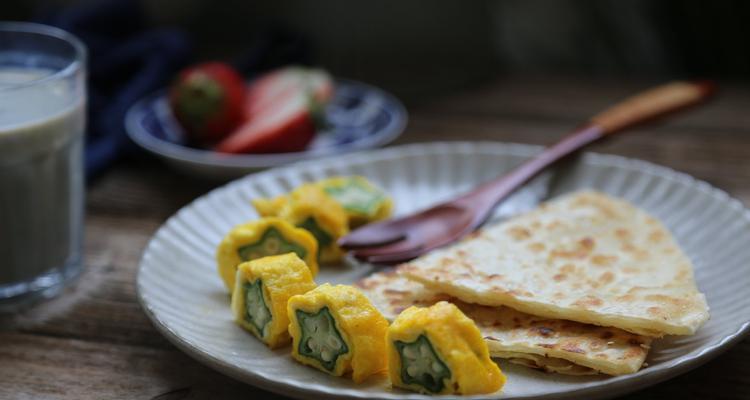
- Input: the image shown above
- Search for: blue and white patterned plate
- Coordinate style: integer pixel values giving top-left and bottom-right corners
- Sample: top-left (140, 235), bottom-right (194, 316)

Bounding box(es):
top-left (125, 79), bottom-right (407, 178)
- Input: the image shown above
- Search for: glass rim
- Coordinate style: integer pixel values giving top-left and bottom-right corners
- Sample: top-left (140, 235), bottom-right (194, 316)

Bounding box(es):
top-left (0, 21), bottom-right (87, 93)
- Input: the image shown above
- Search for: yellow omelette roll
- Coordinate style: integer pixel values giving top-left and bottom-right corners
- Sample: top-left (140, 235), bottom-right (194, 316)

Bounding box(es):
top-left (277, 184), bottom-right (348, 263)
top-left (231, 253), bottom-right (316, 348)
top-left (217, 218), bottom-right (318, 293)
top-left (387, 301), bottom-right (506, 395)
top-left (287, 283), bottom-right (389, 383)
top-left (251, 195), bottom-right (287, 218)
top-left (316, 176), bottom-right (393, 228)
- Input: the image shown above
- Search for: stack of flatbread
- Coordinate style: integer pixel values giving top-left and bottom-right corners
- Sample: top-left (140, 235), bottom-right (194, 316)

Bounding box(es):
top-left (356, 191), bottom-right (710, 375)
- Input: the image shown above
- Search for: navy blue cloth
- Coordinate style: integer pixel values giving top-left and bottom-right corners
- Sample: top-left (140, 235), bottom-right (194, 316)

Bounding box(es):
top-left (37, 0), bottom-right (191, 178)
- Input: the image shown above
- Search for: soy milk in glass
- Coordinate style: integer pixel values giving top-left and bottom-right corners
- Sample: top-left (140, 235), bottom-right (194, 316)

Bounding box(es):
top-left (0, 23), bottom-right (86, 310)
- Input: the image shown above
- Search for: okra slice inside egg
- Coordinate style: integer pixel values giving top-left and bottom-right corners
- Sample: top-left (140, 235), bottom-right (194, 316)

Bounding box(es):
top-left (295, 306), bottom-right (349, 371)
top-left (243, 280), bottom-right (272, 336)
top-left (394, 335), bottom-right (451, 393)
top-left (287, 284), bottom-right (389, 382)
top-left (387, 301), bottom-right (506, 395)
top-left (217, 218), bottom-right (318, 292)
top-left (237, 228), bottom-right (308, 262)
top-left (230, 253), bottom-right (316, 349)
top-left (278, 185), bottom-right (349, 263)
top-left (321, 177), bottom-right (388, 218)
top-left (296, 217), bottom-right (333, 251)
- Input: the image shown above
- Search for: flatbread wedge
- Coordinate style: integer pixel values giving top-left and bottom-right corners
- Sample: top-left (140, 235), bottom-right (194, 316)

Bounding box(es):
top-left (399, 190), bottom-right (709, 337)
top-left (357, 270), bottom-right (652, 376)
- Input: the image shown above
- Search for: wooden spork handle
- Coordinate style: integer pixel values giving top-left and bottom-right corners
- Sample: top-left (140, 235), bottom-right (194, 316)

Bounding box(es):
top-left (462, 80), bottom-right (716, 228)
top-left (590, 81), bottom-right (716, 134)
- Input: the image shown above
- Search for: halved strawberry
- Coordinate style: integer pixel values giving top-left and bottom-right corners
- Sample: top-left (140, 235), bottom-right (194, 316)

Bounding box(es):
top-left (215, 67), bottom-right (333, 154)
top-left (169, 62), bottom-right (246, 144)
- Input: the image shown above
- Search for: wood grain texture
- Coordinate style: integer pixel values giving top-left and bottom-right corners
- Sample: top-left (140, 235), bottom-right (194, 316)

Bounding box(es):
top-left (2, 77), bottom-right (749, 399)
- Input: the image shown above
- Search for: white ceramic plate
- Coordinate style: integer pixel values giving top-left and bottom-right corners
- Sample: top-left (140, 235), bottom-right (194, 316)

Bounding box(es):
top-left (136, 142), bottom-right (750, 399)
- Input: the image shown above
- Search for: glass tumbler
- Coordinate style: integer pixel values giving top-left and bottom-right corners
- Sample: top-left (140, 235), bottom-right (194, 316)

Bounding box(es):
top-left (0, 22), bottom-right (86, 311)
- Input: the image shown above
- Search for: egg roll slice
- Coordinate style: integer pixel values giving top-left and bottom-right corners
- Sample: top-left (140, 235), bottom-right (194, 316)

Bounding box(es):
top-left (231, 253), bottom-right (316, 348)
top-left (358, 270), bottom-right (651, 376)
top-left (387, 301), bottom-right (506, 395)
top-left (217, 218), bottom-right (318, 292)
top-left (287, 283), bottom-right (388, 383)
top-left (278, 184), bottom-right (349, 263)
top-left (251, 195), bottom-right (287, 217)
top-left (317, 176), bottom-right (393, 228)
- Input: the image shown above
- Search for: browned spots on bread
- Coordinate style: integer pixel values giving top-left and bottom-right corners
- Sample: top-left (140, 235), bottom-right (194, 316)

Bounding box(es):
top-left (533, 326), bottom-right (555, 337)
top-left (615, 228), bottom-right (631, 240)
top-left (598, 271), bottom-right (615, 285)
top-left (675, 268), bottom-right (690, 281)
top-left (528, 242), bottom-right (546, 252)
top-left (438, 257), bottom-right (459, 269)
top-left (508, 226), bottom-right (532, 241)
top-left (396, 264), bottom-right (415, 274)
top-left (616, 293), bottom-right (635, 302)
top-left (508, 289), bottom-right (534, 298)
top-left (591, 254), bottom-right (618, 267)
top-left (648, 230), bottom-right (666, 243)
top-left (550, 237), bottom-right (595, 259)
top-left (546, 220), bottom-right (564, 230)
top-left (553, 273), bottom-right (567, 282)
top-left (355, 279), bottom-right (375, 289)
top-left (645, 294), bottom-right (693, 310)
top-left (624, 347), bottom-right (646, 359)
top-left (633, 250), bottom-right (650, 261)
top-left (560, 263), bottom-right (576, 273)
top-left (627, 338), bottom-right (644, 346)
top-left (647, 306), bottom-right (665, 317)
top-left (574, 295), bottom-right (604, 308)
top-left (561, 342), bottom-right (586, 354)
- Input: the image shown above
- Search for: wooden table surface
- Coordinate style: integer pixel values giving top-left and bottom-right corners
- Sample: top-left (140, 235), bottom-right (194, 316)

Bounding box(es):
top-left (2, 78), bottom-right (749, 400)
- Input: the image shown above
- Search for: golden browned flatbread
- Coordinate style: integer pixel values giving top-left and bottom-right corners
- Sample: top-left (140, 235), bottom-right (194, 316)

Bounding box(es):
top-left (357, 271), bottom-right (652, 376)
top-left (399, 190), bottom-right (709, 337)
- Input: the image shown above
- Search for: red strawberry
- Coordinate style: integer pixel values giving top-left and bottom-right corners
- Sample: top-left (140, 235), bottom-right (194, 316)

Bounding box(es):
top-left (169, 62), bottom-right (246, 144)
top-left (215, 67), bottom-right (333, 154)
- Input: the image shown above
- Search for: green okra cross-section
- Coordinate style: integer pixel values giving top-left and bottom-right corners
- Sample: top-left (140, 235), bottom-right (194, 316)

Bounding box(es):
top-left (237, 227), bottom-right (307, 261)
top-left (323, 180), bottom-right (385, 216)
top-left (394, 334), bottom-right (451, 393)
top-left (295, 307), bottom-right (349, 371)
top-left (243, 280), bottom-right (272, 336)
top-left (297, 217), bottom-right (332, 249)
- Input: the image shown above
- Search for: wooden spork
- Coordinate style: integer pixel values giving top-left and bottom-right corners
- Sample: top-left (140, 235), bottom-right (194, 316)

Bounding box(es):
top-left (338, 81), bottom-right (716, 264)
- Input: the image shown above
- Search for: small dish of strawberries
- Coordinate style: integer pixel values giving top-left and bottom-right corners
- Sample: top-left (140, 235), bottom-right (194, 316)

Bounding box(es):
top-left (126, 63), bottom-right (406, 178)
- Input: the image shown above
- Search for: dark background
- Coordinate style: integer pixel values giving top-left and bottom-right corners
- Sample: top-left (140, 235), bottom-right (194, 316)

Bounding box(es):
top-left (4, 0), bottom-right (750, 103)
